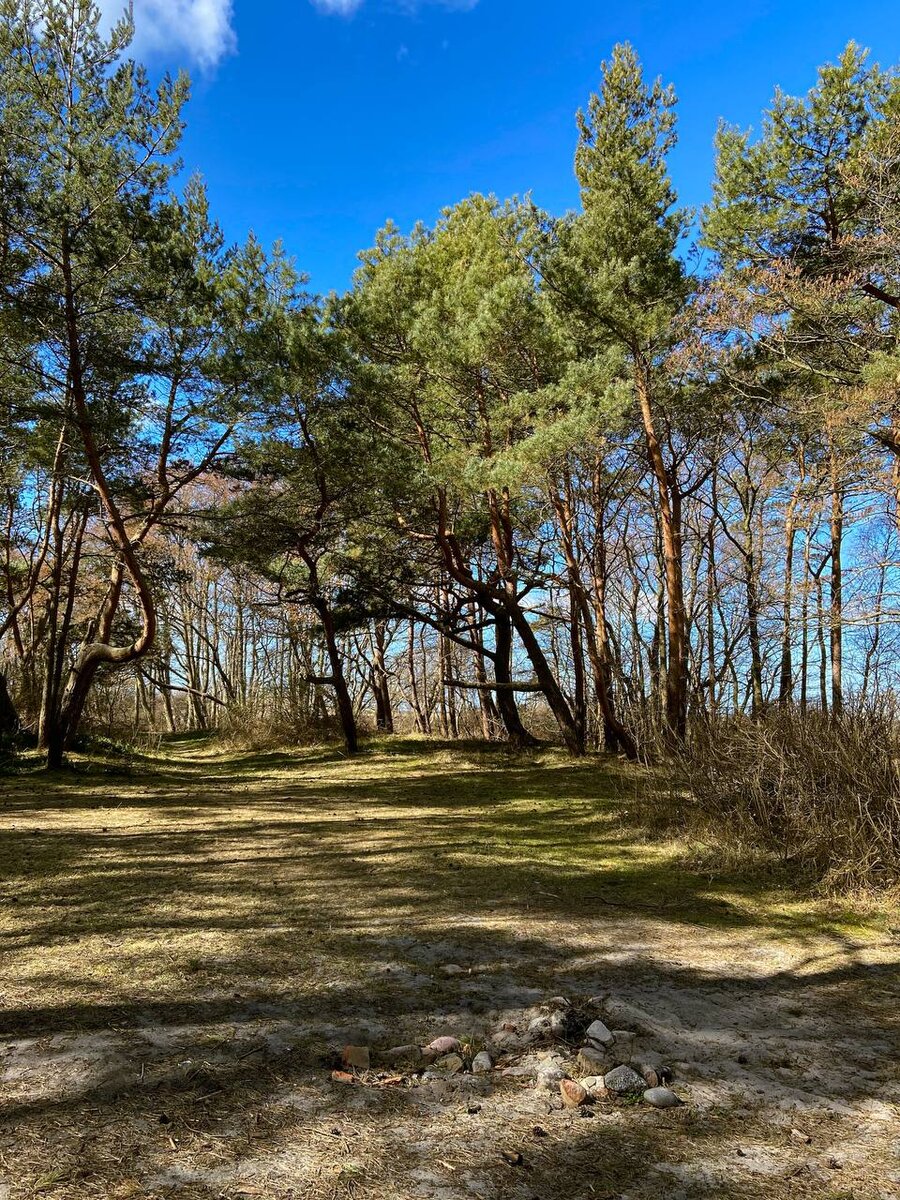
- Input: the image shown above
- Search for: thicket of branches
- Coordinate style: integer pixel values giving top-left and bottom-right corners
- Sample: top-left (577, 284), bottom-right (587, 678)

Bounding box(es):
top-left (2, 4), bottom-right (900, 883)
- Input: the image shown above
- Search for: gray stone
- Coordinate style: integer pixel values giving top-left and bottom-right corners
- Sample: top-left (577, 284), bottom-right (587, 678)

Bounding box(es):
top-left (536, 1063), bottom-right (567, 1091)
top-left (527, 1015), bottom-right (551, 1040)
top-left (549, 1010), bottom-right (570, 1037)
top-left (604, 1065), bottom-right (646, 1094)
top-left (576, 1045), bottom-right (611, 1075)
top-left (379, 1044), bottom-right (423, 1068)
top-left (643, 1086), bottom-right (683, 1108)
top-left (501, 1063), bottom-right (537, 1078)
top-left (603, 999), bottom-right (652, 1033)
top-left (471, 1051), bottom-right (492, 1074)
top-left (610, 1031), bottom-right (636, 1062)
top-left (584, 1019), bottom-right (614, 1047)
top-left (490, 1030), bottom-right (528, 1055)
top-left (433, 1053), bottom-right (464, 1074)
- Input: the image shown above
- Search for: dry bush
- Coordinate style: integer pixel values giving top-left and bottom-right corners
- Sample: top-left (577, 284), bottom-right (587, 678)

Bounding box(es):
top-left (216, 702), bottom-right (344, 751)
top-left (681, 705), bottom-right (900, 892)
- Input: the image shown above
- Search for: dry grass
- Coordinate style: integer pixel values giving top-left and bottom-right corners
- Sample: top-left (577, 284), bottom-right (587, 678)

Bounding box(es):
top-left (0, 735), bottom-right (897, 1200)
top-left (677, 707), bottom-right (900, 894)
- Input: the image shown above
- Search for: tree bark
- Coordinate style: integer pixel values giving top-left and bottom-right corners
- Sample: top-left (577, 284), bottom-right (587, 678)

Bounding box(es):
top-left (634, 357), bottom-right (686, 746)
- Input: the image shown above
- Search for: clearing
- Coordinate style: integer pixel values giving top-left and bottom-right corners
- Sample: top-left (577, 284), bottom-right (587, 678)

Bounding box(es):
top-left (0, 737), bottom-right (898, 1200)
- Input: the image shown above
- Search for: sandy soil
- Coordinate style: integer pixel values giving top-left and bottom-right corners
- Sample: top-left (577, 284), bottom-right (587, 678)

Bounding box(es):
top-left (0, 737), bottom-right (898, 1199)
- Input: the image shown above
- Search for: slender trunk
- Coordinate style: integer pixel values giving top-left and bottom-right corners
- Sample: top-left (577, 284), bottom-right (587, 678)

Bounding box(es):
top-left (568, 585), bottom-right (587, 749)
top-left (705, 476), bottom-right (718, 719)
top-left (471, 609), bottom-right (501, 740)
top-left (778, 476), bottom-right (801, 705)
top-left (815, 572), bottom-right (828, 715)
top-left (800, 529), bottom-right (810, 713)
top-left (745, 547), bottom-right (764, 719)
top-left (372, 620), bottom-right (394, 734)
top-left (635, 359), bottom-right (686, 745)
top-left (829, 448), bottom-right (843, 718)
top-left (551, 473), bottom-right (637, 757)
top-left (406, 620), bottom-right (427, 733)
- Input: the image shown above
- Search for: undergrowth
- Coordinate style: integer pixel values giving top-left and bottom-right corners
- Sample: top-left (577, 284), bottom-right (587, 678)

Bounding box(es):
top-left (674, 706), bottom-right (900, 895)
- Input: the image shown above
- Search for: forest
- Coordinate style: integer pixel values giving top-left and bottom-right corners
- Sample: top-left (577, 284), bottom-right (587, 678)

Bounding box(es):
top-left (3, 4), bottom-right (900, 888)
top-left (1, 5), bottom-right (900, 1199)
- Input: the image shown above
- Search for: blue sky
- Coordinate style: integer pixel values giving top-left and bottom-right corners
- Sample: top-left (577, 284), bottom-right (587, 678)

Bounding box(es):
top-left (114, 0), bottom-right (900, 295)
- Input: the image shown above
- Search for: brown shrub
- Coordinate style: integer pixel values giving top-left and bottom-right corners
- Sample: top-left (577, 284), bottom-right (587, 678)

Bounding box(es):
top-left (680, 705), bottom-right (900, 892)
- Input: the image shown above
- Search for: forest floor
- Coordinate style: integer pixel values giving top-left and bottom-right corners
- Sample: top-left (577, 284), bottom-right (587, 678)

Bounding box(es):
top-left (0, 736), bottom-right (898, 1200)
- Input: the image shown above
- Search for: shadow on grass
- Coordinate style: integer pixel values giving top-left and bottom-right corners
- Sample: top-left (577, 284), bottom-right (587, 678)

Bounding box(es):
top-left (0, 738), bottom-right (897, 1198)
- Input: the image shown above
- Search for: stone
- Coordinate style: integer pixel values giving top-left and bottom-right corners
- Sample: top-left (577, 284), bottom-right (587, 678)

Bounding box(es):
top-left (636, 1057), bottom-right (671, 1086)
top-left (501, 1063), bottom-right (537, 1078)
top-left (643, 1086), bottom-right (683, 1108)
top-left (472, 1051), bottom-right (493, 1074)
top-left (434, 1053), bottom-right (464, 1074)
top-left (584, 1020), bottom-right (614, 1047)
top-left (549, 1010), bottom-right (570, 1037)
top-left (576, 1045), bottom-right (611, 1075)
top-left (331, 1069), bottom-right (356, 1085)
top-left (527, 1016), bottom-right (551, 1040)
top-left (560, 1079), bottom-right (589, 1108)
top-left (603, 999), bottom-right (651, 1033)
top-left (491, 1030), bottom-right (527, 1054)
top-left (380, 1044), bottom-right (423, 1068)
top-left (579, 1075), bottom-right (606, 1094)
top-left (610, 1031), bottom-right (636, 1062)
top-left (342, 1045), bottom-right (370, 1071)
top-left (536, 1062), bottom-right (567, 1091)
top-left (424, 1036), bottom-right (462, 1057)
top-left (603, 1065), bottom-right (646, 1095)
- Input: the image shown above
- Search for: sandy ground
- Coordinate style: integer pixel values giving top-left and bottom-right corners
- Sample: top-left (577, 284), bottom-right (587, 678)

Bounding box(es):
top-left (0, 737), bottom-right (898, 1199)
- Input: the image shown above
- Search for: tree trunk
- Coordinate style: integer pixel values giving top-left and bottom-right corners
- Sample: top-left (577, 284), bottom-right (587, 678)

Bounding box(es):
top-left (492, 610), bottom-right (538, 748)
top-left (0, 673), bottom-right (20, 738)
top-left (372, 620), bottom-right (394, 733)
top-left (829, 447), bottom-right (844, 718)
top-left (635, 359), bottom-right (686, 745)
top-left (507, 602), bottom-right (585, 755)
top-left (778, 475), bottom-right (802, 705)
top-left (315, 599), bottom-right (357, 754)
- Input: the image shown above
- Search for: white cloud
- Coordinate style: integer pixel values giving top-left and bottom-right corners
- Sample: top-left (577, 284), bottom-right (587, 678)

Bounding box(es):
top-left (101, 0), bottom-right (237, 69)
top-left (310, 0), bottom-right (477, 15)
top-left (310, 0), bottom-right (364, 13)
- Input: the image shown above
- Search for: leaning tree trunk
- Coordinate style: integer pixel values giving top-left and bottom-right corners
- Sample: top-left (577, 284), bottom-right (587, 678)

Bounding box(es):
top-left (492, 609), bottom-right (538, 748)
top-left (49, 232), bottom-right (158, 767)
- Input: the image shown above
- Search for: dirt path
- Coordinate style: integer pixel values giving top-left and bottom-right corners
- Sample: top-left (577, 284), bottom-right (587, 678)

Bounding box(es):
top-left (1, 738), bottom-right (898, 1199)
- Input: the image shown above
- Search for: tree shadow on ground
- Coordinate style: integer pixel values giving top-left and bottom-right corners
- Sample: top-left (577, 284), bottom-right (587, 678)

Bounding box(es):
top-left (0, 741), bottom-right (897, 1199)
